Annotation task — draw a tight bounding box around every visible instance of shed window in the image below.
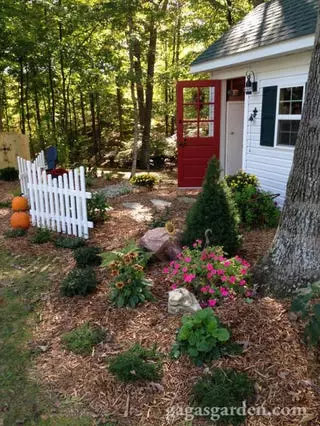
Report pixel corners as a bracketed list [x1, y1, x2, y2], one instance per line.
[276, 86, 304, 147]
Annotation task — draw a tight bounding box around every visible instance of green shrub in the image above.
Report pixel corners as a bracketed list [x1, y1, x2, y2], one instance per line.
[225, 171, 259, 192]
[234, 185, 280, 229]
[291, 281, 320, 347]
[171, 308, 242, 365]
[61, 322, 106, 355]
[0, 167, 19, 181]
[191, 369, 255, 425]
[55, 236, 86, 249]
[30, 227, 52, 244]
[108, 344, 162, 382]
[182, 157, 241, 255]
[61, 267, 98, 297]
[130, 173, 158, 188]
[0, 200, 11, 208]
[87, 192, 110, 223]
[101, 242, 154, 308]
[4, 229, 27, 238]
[73, 246, 101, 268]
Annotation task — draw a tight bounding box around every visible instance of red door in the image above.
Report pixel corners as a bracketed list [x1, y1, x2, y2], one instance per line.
[177, 80, 221, 187]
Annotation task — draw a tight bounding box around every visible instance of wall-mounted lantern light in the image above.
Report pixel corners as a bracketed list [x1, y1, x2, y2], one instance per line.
[245, 71, 258, 95]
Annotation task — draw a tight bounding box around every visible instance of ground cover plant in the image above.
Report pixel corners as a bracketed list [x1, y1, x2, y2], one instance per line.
[4, 228, 27, 238]
[31, 227, 53, 244]
[164, 242, 252, 307]
[171, 308, 242, 365]
[182, 157, 241, 255]
[55, 236, 86, 249]
[290, 281, 320, 347]
[130, 173, 158, 188]
[108, 344, 162, 382]
[73, 246, 101, 268]
[62, 323, 106, 355]
[191, 368, 255, 425]
[60, 267, 98, 297]
[101, 242, 154, 308]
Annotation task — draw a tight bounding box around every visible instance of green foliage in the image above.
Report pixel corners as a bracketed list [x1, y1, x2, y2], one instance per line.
[4, 228, 27, 238]
[105, 172, 113, 182]
[0, 167, 19, 181]
[87, 192, 110, 224]
[108, 344, 162, 382]
[225, 171, 259, 192]
[233, 185, 280, 229]
[182, 157, 241, 255]
[149, 207, 171, 228]
[61, 323, 106, 355]
[291, 282, 320, 347]
[73, 246, 102, 268]
[171, 308, 242, 365]
[55, 236, 86, 249]
[0, 200, 11, 208]
[101, 242, 154, 308]
[30, 227, 52, 244]
[61, 267, 98, 297]
[191, 369, 255, 425]
[130, 173, 158, 188]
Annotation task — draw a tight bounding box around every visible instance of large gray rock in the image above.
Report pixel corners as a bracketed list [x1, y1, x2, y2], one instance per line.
[168, 288, 201, 315]
[140, 227, 181, 260]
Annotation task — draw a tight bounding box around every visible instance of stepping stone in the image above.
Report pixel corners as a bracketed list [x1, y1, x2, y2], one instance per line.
[122, 202, 152, 223]
[150, 199, 172, 211]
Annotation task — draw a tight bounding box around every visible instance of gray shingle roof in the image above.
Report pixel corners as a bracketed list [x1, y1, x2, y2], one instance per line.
[192, 0, 319, 66]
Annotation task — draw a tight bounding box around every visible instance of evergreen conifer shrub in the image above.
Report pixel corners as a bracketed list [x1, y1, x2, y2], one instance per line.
[182, 157, 241, 255]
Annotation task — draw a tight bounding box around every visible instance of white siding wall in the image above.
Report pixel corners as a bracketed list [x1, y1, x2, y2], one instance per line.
[211, 51, 311, 205]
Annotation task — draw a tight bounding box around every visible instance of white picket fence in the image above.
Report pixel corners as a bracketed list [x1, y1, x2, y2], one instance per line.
[18, 151, 46, 198]
[17, 153, 93, 239]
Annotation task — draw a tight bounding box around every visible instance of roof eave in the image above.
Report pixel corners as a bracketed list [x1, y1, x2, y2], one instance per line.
[190, 34, 315, 74]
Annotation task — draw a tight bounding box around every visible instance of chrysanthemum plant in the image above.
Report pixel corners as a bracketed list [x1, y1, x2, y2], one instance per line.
[101, 241, 154, 308]
[164, 240, 252, 307]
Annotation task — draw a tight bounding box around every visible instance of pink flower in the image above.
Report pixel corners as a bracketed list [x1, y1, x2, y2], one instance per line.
[163, 267, 169, 274]
[239, 279, 246, 286]
[217, 269, 225, 276]
[183, 273, 196, 283]
[201, 253, 208, 261]
[182, 267, 188, 273]
[224, 261, 231, 267]
[174, 263, 180, 269]
[240, 268, 247, 275]
[184, 257, 191, 263]
[172, 269, 178, 276]
[200, 286, 208, 293]
[196, 239, 202, 244]
[170, 261, 175, 267]
[208, 299, 217, 307]
[220, 287, 229, 297]
[229, 276, 236, 284]
[200, 301, 208, 308]
[207, 263, 214, 271]
[171, 284, 177, 290]
[246, 290, 253, 297]
[209, 288, 215, 294]
[221, 275, 228, 282]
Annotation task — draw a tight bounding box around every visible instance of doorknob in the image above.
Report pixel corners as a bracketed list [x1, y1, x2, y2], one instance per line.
[230, 131, 235, 135]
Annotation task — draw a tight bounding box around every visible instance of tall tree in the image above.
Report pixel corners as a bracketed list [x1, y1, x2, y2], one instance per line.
[254, 8, 320, 296]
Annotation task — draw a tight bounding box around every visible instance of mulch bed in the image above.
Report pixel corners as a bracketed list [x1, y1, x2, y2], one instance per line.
[1, 178, 320, 425]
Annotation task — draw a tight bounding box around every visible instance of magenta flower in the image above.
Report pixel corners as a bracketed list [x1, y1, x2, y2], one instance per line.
[184, 257, 191, 263]
[163, 267, 169, 274]
[182, 267, 188, 273]
[174, 263, 180, 269]
[239, 279, 246, 286]
[183, 273, 196, 283]
[200, 286, 208, 293]
[224, 260, 231, 267]
[220, 287, 229, 297]
[221, 275, 228, 282]
[207, 263, 214, 271]
[208, 299, 217, 307]
[246, 290, 253, 297]
[208, 288, 215, 294]
[217, 269, 225, 276]
[171, 284, 177, 290]
[229, 276, 236, 284]
[240, 268, 247, 275]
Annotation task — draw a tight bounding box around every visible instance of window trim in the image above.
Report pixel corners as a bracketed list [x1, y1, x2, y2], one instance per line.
[274, 84, 305, 148]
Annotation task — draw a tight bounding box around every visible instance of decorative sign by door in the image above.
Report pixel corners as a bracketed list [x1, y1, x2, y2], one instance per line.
[176, 80, 221, 188]
[0, 133, 30, 170]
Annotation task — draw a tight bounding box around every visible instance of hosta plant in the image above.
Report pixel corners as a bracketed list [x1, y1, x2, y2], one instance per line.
[164, 242, 252, 307]
[171, 308, 242, 365]
[101, 242, 154, 308]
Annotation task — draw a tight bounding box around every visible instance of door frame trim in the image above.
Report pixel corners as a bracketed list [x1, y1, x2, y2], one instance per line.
[225, 101, 245, 176]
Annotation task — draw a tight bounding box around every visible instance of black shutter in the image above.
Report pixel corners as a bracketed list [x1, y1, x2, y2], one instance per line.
[260, 86, 277, 147]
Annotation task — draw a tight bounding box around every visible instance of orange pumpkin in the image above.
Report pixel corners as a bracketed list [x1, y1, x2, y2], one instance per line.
[12, 195, 28, 212]
[10, 212, 31, 229]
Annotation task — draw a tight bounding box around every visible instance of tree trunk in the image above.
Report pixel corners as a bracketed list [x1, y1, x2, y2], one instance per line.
[140, 15, 157, 170]
[253, 11, 320, 296]
[116, 78, 124, 141]
[48, 57, 56, 130]
[89, 92, 98, 164]
[58, 0, 68, 134]
[80, 91, 86, 132]
[19, 58, 26, 134]
[0, 73, 4, 132]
